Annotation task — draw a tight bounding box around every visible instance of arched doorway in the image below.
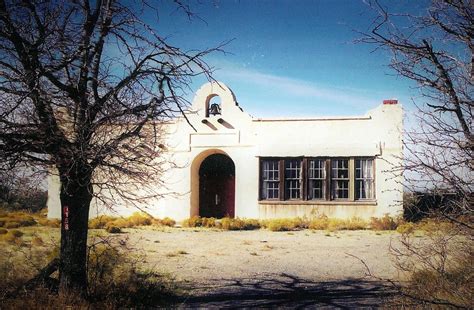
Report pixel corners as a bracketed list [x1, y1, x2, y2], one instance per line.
[199, 154, 235, 218]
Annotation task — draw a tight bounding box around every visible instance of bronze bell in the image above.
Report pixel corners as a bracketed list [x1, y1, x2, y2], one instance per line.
[208, 103, 221, 116]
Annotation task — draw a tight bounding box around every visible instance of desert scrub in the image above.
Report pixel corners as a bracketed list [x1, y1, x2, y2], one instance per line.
[37, 218, 61, 228]
[89, 215, 118, 229]
[396, 222, 416, 234]
[31, 236, 44, 247]
[89, 212, 166, 230]
[369, 214, 399, 230]
[308, 215, 330, 230]
[262, 218, 307, 231]
[127, 212, 152, 226]
[1, 240, 179, 309]
[182, 216, 203, 228]
[201, 217, 216, 228]
[327, 217, 368, 231]
[106, 226, 122, 234]
[0, 229, 24, 245]
[219, 217, 260, 230]
[395, 218, 455, 235]
[158, 217, 176, 227]
[0, 211, 37, 228]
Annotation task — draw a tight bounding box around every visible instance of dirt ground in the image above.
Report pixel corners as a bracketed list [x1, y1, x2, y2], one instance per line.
[126, 228, 404, 307]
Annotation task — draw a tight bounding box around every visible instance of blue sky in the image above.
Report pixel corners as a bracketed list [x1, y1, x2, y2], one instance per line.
[149, 0, 428, 117]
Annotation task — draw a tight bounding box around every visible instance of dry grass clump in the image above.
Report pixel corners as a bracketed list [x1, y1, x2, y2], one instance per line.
[1, 239, 178, 309]
[261, 218, 307, 231]
[0, 211, 37, 228]
[106, 226, 122, 234]
[0, 227, 8, 234]
[396, 222, 416, 234]
[182, 215, 203, 228]
[392, 220, 473, 308]
[182, 216, 260, 230]
[220, 217, 260, 230]
[89, 215, 119, 229]
[369, 214, 399, 230]
[31, 236, 45, 247]
[127, 212, 152, 226]
[395, 218, 455, 235]
[157, 217, 176, 227]
[201, 217, 216, 228]
[88, 213, 176, 230]
[403, 262, 473, 308]
[37, 218, 61, 228]
[307, 216, 368, 231]
[0, 229, 24, 245]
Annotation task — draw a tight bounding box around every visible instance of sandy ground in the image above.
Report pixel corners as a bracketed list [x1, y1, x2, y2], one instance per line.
[126, 228, 404, 308]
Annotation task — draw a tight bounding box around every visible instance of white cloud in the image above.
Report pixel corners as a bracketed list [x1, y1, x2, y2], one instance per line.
[214, 64, 380, 109]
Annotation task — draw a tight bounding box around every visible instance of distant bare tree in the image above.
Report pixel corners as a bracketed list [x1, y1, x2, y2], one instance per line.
[361, 0, 472, 223]
[360, 0, 472, 307]
[0, 0, 224, 294]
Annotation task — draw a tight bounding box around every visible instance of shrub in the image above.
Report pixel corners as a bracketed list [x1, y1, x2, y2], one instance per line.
[399, 248, 472, 308]
[182, 216, 202, 228]
[370, 214, 399, 230]
[201, 217, 216, 228]
[344, 217, 368, 230]
[85, 241, 178, 307]
[37, 218, 61, 228]
[108, 218, 130, 229]
[4, 221, 21, 229]
[89, 215, 117, 229]
[106, 226, 122, 234]
[0, 212, 37, 228]
[220, 217, 260, 230]
[264, 218, 306, 231]
[1, 229, 24, 244]
[241, 218, 260, 230]
[396, 222, 416, 234]
[159, 217, 176, 227]
[308, 215, 330, 230]
[127, 212, 152, 227]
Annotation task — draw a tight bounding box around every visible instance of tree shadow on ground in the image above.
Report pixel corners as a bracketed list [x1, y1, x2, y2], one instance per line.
[173, 273, 398, 308]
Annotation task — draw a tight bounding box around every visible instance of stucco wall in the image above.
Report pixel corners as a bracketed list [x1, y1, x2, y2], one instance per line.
[48, 81, 403, 220]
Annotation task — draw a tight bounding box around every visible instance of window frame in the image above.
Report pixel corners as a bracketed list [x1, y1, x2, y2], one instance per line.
[354, 157, 376, 200]
[259, 157, 376, 203]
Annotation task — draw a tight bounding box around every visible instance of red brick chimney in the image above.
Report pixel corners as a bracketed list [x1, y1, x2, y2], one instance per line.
[383, 99, 398, 105]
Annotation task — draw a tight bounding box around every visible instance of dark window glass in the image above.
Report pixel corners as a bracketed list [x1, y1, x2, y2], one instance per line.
[285, 159, 302, 199]
[331, 159, 349, 199]
[355, 159, 374, 199]
[261, 160, 280, 199]
[308, 159, 326, 199]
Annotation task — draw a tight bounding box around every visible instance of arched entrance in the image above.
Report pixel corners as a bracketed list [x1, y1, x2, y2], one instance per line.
[199, 154, 235, 218]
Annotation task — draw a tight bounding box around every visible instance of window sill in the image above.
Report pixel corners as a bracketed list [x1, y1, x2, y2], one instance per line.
[258, 200, 377, 206]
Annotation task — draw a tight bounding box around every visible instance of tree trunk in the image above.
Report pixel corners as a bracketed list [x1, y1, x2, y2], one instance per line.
[58, 170, 93, 295]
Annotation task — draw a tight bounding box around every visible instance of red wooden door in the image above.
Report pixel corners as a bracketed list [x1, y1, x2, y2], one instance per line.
[199, 154, 235, 218]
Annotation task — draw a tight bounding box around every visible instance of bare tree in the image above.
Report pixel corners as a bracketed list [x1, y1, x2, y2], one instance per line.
[0, 0, 223, 294]
[361, 0, 472, 222]
[360, 0, 472, 307]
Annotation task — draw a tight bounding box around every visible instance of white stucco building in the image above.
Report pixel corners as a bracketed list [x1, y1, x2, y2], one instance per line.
[48, 81, 403, 220]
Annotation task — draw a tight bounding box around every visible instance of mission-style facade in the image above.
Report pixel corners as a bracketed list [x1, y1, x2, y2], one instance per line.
[48, 81, 403, 220]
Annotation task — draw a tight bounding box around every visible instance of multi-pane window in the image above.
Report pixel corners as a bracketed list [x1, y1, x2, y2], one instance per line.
[285, 159, 302, 199]
[331, 159, 349, 199]
[259, 157, 375, 202]
[355, 159, 374, 199]
[308, 159, 326, 200]
[261, 160, 280, 199]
